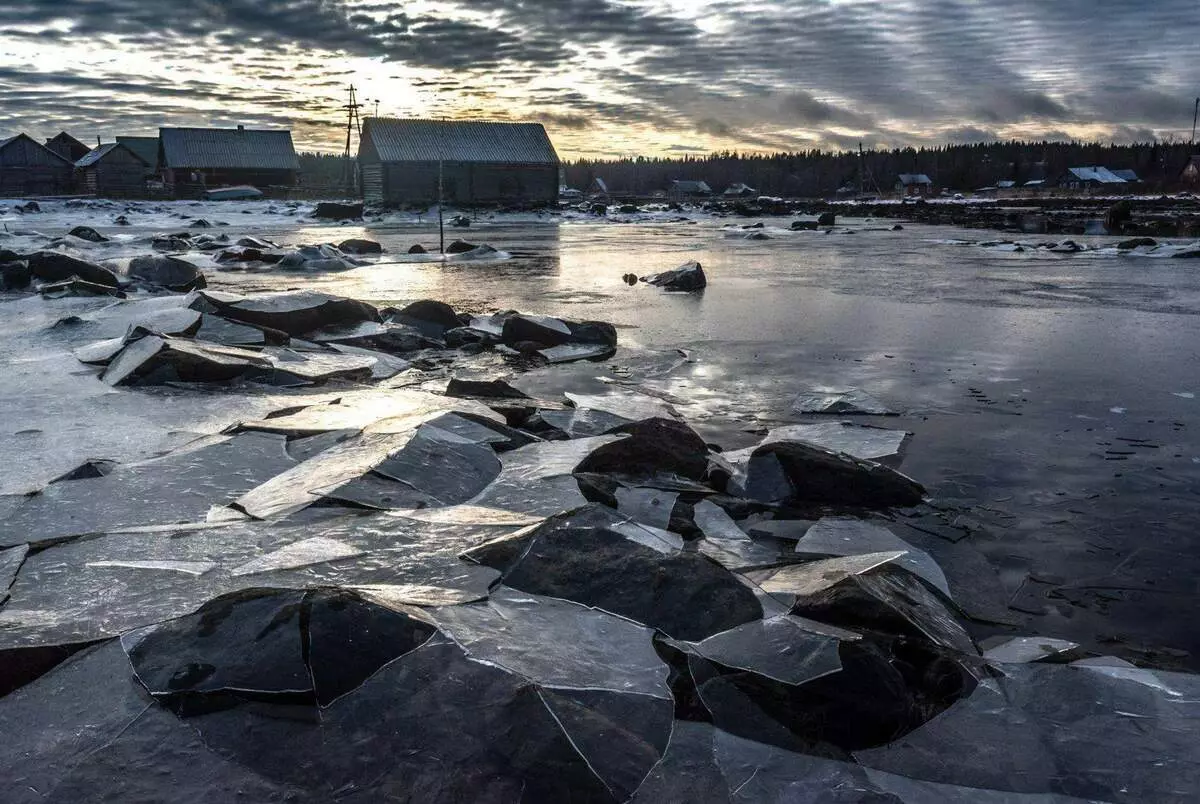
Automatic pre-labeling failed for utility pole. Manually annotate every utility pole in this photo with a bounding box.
[438,157,445,255]
[341,84,363,195]
[1192,97,1199,145]
[858,142,865,196]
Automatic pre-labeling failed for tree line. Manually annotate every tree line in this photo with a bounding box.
[561,140,1200,197]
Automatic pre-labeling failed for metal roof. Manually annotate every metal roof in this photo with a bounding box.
[1065,166,1125,184]
[160,127,299,170]
[1111,169,1139,182]
[361,118,559,165]
[897,174,933,185]
[0,132,74,164]
[670,180,712,193]
[75,142,147,169]
[117,136,159,168]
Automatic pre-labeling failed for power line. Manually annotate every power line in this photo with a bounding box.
[341,84,363,194]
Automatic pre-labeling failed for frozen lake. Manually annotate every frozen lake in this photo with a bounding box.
[3,199,1200,667]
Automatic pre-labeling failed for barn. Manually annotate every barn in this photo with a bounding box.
[357,119,559,206]
[159,126,299,197]
[75,143,149,198]
[0,133,74,196]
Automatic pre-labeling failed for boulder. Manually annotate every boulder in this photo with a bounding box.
[446,239,479,254]
[338,238,383,255]
[16,200,40,213]
[817,211,836,226]
[1118,237,1156,250]
[68,226,108,243]
[0,260,31,290]
[622,273,638,285]
[450,215,471,228]
[236,236,277,249]
[192,290,380,336]
[389,299,462,337]
[312,201,364,220]
[152,236,192,253]
[574,418,708,480]
[640,260,707,292]
[276,244,360,271]
[113,215,130,226]
[189,219,212,229]
[25,251,120,288]
[501,314,574,347]
[127,255,207,292]
[408,244,427,254]
[746,441,925,508]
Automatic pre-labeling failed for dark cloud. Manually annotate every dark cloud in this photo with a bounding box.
[0,0,1196,153]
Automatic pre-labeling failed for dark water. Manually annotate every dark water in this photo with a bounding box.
[210,217,1200,668]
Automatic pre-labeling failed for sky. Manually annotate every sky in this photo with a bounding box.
[0,0,1197,159]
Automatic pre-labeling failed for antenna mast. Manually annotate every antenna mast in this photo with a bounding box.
[341,84,363,194]
[1192,97,1199,145]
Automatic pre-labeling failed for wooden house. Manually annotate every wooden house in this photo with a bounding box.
[0,133,74,196]
[358,118,559,206]
[895,174,933,197]
[45,132,91,163]
[159,126,299,197]
[667,180,712,202]
[1055,166,1126,191]
[1180,156,1200,185]
[75,143,149,198]
[117,136,161,177]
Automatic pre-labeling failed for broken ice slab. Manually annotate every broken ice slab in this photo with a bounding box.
[238,388,505,437]
[325,342,410,380]
[538,342,615,363]
[261,346,377,384]
[565,390,679,421]
[744,551,908,597]
[855,661,1200,803]
[430,587,672,698]
[671,614,855,686]
[534,406,633,438]
[982,636,1080,664]
[466,434,624,516]
[763,421,908,464]
[100,335,273,386]
[0,507,521,649]
[745,440,926,508]
[794,517,951,598]
[0,431,297,548]
[792,388,895,415]
[1,543,27,603]
[190,289,380,336]
[615,487,680,530]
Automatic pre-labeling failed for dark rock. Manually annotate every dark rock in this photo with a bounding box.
[566,320,618,346]
[446,239,478,254]
[0,260,31,290]
[16,200,40,213]
[152,236,192,253]
[619,204,639,214]
[25,251,120,288]
[113,215,130,226]
[790,220,819,230]
[189,219,212,229]
[443,327,495,348]
[408,244,427,254]
[68,226,108,243]
[446,378,531,400]
[236,236,277,249]
[748,441,925,508]
[501,314,573,347]
[101,335,273,385]
[891,224,904,231]
[312,202,363,220]
[276,244,360,271]
[337,238,383,255]
[1105,200,1132,232]
[192,290,380,337]
[214,247,268,264]
[390,299,462,335]
[450,215,471,227]
[127,255,207,292]
[590,203,608,216]
[305,321,431,354]
[485,522,762,642]
[640,260,707,292]
[817,211,837,226]
[622,273,638,285]
[575,417,709,480]
[1118,237,1156,249]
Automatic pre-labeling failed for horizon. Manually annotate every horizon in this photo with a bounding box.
[1,1,1198,158]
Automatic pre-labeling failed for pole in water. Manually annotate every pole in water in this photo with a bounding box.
[1192,97,1199,145]
[438,158,445,255]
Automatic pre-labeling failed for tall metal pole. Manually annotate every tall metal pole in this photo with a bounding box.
[1192,97,1199,145]
[438,158,445,255]
[858,142,865,196]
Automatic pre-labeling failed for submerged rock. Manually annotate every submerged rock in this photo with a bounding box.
[67,226,108,243]
[744,440,925,508]
[25,251,120,288]
[407,244,427,254]
[192,290,380,336]
[337,238,383,255]
[312,201,363,220]
[276,244,361,271]
[817,211,837,226]
[640,260,707,291]
[446,239,479,254]
[0,260,31,290]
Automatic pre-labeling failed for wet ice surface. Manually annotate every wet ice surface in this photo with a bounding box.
[1,199,1198,801]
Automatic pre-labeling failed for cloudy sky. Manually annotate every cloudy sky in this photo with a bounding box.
[0,0,1196,158]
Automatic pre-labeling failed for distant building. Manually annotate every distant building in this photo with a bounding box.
[159,126,299,196]
[1182,156,1200,185]
[75,143,148,198]
[723,182,757,198]
[1111,169,1140,184]
[1056,166,1126,190]
[895,173,933,196]
[357,118,560,206]
[117,135,161,176]
[44,132,91,163]
[0,133,74,196]
[997,180,1016,189]
[667,179,712,201]
[586,177,610,198]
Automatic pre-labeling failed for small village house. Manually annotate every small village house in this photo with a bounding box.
[44,131,91,163]
[667,179,712,202]
[0,133,74,196]
[159,126,299,197]
[357,118,559,206]
[1111,169,1140,184]
[1055,166,1126,191]
[75,142,149,198]
[723,182,757,198]
[117,135,161,178]
[895,173,933,197]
